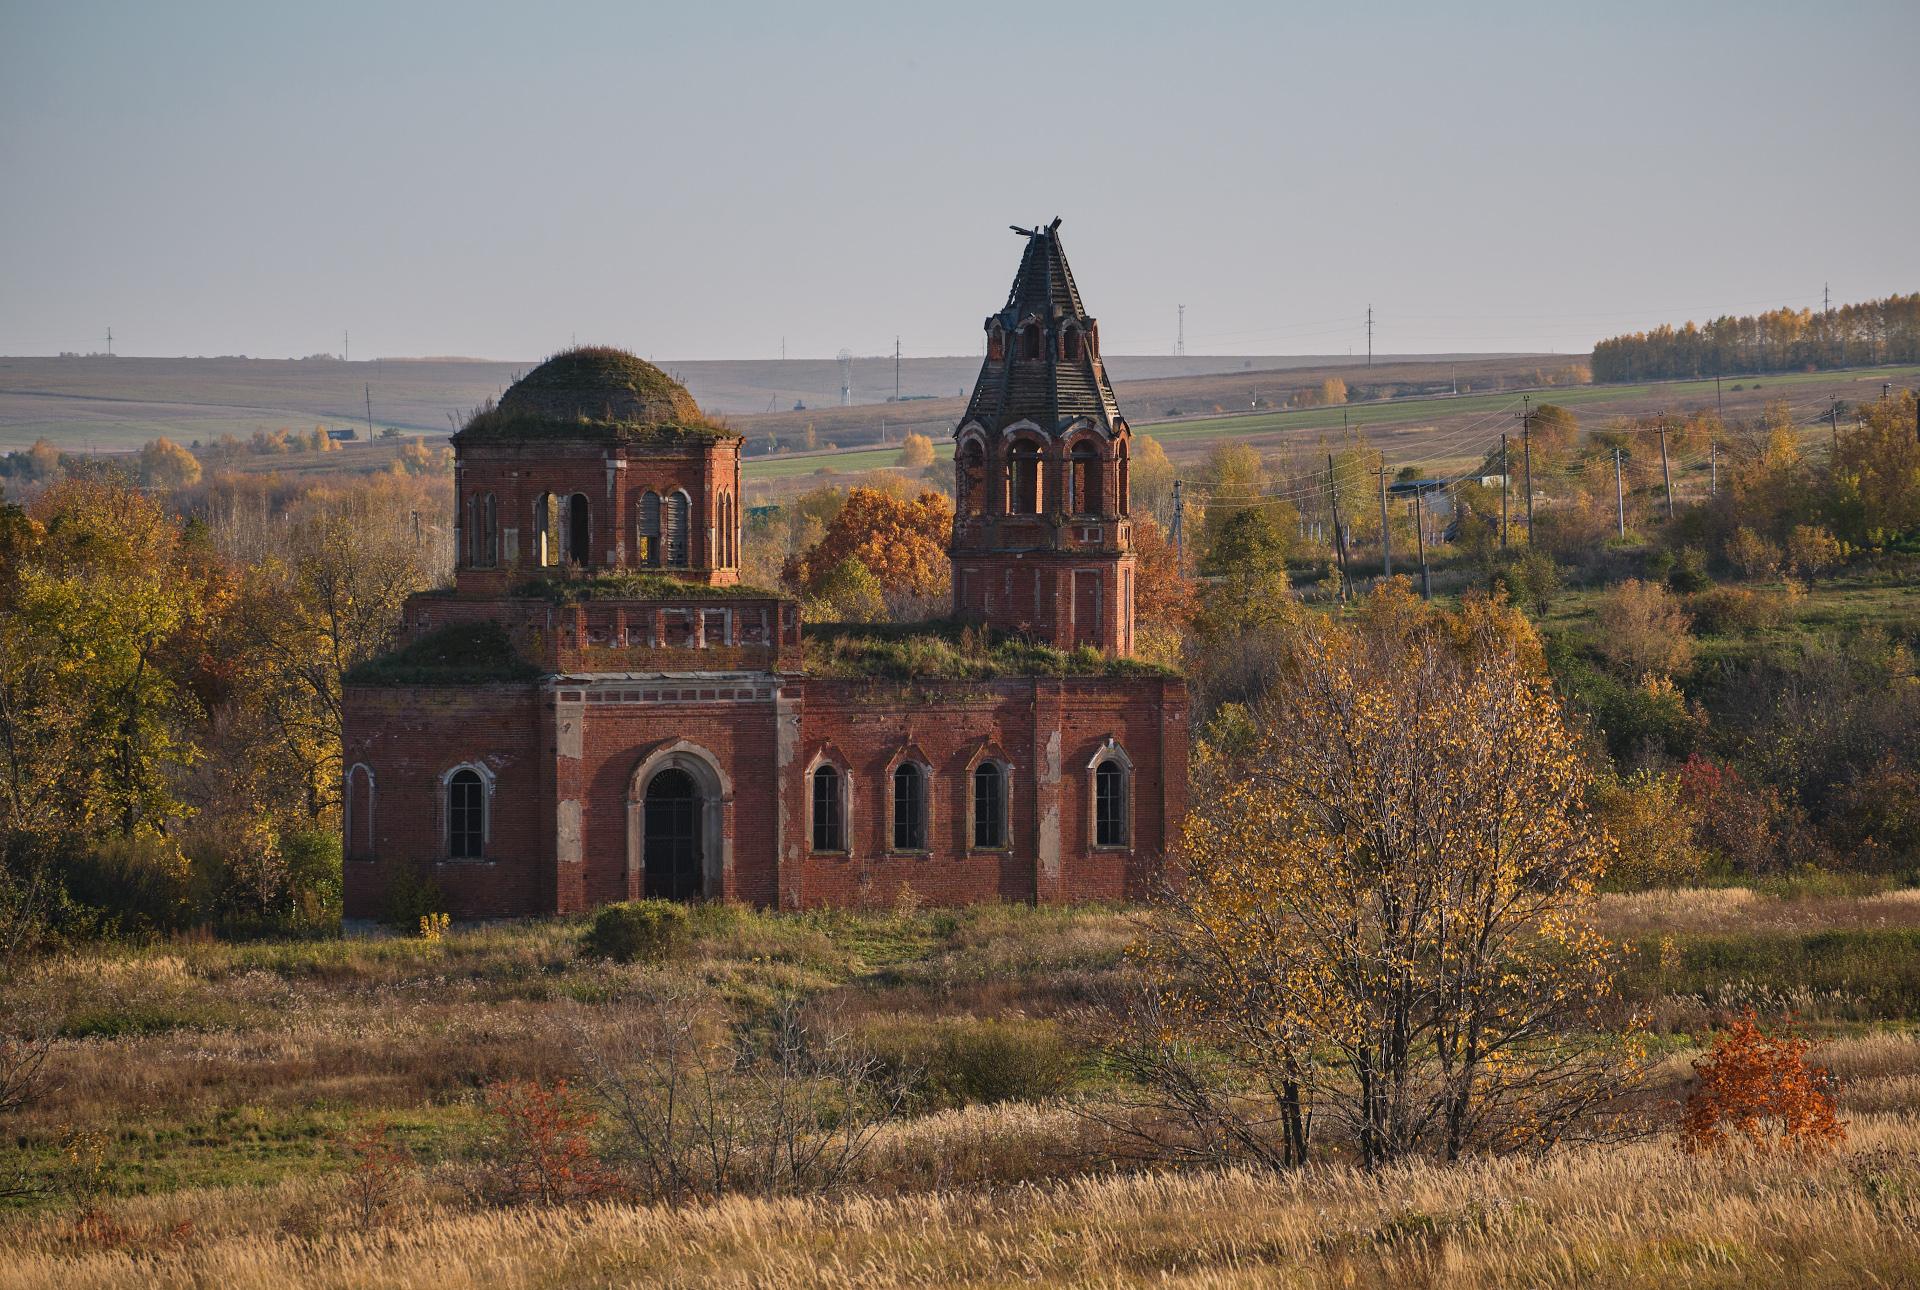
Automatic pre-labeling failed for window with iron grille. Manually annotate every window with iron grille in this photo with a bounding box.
[893,763,925,851]
[811,765,843,851]
[972,762,1004,849]
[1095,759,1128,847]
[448,768,485,859]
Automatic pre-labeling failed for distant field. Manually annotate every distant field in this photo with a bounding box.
[739,362,1920,492]
[0,352,1462,452]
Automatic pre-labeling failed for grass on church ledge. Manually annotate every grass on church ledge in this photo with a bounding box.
[345,622,542,686]
[511,572,782,603]
[803,619,1177,681]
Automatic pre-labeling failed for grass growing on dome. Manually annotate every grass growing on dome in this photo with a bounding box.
[345,621,541,686]
[457,346,744,442]
[803,619,1176,680]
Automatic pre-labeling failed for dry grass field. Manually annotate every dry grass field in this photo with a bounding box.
[3,886,1919,1287]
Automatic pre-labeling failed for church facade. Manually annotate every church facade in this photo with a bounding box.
[341,222,1188,918]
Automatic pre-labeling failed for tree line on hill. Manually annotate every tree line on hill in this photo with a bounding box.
[1591,293,1920,382]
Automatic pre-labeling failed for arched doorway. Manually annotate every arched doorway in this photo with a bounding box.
[643,768,701,900]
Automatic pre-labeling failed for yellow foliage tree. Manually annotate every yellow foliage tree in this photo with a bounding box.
[1594,579,1695,680]
[781,487,952,610]
[1129,585,1642,1167]
[898,432,935,469]
[138,438,202,491]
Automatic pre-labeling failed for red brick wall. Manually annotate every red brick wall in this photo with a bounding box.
[341,683,547,920]
[450,437,741,595]
[343,672,1187,919]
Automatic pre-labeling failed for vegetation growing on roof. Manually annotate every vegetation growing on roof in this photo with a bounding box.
[804,620,1176,680]
[457,346,741,443]
[512,572,782,602]
[345,621,541,686]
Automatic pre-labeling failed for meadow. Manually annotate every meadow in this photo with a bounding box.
[4,886,1919,1287]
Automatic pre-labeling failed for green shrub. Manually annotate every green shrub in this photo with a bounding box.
[1667,545,1713,594]
[1688,585,1785,635]
[379,867,447,930]
[860,1015,1081,1108]
[582,900,690,963]
[281,828,343,929]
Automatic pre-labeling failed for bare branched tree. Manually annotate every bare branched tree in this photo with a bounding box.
[573,992,912,1207]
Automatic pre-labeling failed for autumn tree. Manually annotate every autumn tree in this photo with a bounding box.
[1681,1012,1843,1156]
[898,432,935,469]
[1830,389,1920,543]
[1130,516,1197,665]
[2,477,203,841]
[138,438,203,491]
[1131,584,1643,1168]
[1593,579,1695,680]
[226,483,436,820]
[1131,435,1175,526]
[782,486,952,615]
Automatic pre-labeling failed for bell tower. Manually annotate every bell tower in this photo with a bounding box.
[950,219,1135,654]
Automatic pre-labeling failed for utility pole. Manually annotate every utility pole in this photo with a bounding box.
[1171,479,1185,565]
[1378,465,1391,577]
[1521,398,1535,544]
[105,326,113,357]
[1365,304,1374,368]
[1824,282,1831,315]
[1614,448,1626,538]
[1715,374,1722,417]
[1709,441,1718,496]
[1500,432,1510,549]
[365,383,375,439]
[1829,401,1842,455]
[1327,453,1349,600]
[1413,491,1430,599]
[1659,420,1674,518]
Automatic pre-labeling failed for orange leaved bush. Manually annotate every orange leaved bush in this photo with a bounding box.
[1680,1011,1843,1155]
[480,1078,619,1205]
[781,487,953,603]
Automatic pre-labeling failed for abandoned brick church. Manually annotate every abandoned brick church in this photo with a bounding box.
[341,221,1188,917]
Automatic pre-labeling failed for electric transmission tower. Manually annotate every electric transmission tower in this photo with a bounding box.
[1176,305,1185,357]
[838,349,853,407]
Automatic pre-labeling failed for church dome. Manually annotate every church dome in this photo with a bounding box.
[498,347,703,425]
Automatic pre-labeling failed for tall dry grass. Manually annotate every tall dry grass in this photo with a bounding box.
[3,1114,1916,1288]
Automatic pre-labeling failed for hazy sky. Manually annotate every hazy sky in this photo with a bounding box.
[3,1,1917,361]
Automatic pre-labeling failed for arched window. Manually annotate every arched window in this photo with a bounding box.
[892,763,926,851]
[1062,326,1084,362]
[1095,759,1129,847]
[811,765,844,852]
[1070,442,1102,515]
[1018,325,1042,361]
[986,324,1005,362]
[566,493,590,567]
[534,493,559,567]
[1009,441,1041,514]
[478,492,498,567]
[665,490,691,567]
[345,764,374,861]
[1116,441,1130,516]
[718,490,734,567]
[958,441,986,516]
[636,490,661,566]
[447,768,486,859]
[972,762,1006,850]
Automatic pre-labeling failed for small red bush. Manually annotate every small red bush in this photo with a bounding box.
[1681,1011,1844,1155]
[480,1078,618,1205]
